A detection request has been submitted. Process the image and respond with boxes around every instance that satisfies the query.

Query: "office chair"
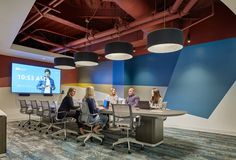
[111,104,144,154]
[76,101,104,146]
[18,100,33,129]
[29,100,42,130]
[38,101,60,134]
[51,106,78,140]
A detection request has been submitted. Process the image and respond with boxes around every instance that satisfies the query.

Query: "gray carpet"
[1,122,236,160]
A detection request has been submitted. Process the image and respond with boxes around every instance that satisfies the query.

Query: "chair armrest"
[57,111,68,119]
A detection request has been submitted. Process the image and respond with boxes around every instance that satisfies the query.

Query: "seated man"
[126,87,140,107]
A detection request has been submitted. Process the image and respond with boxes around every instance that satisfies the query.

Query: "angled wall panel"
[165,38,236,118]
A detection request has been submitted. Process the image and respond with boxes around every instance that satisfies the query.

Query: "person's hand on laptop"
[98,105,105,110]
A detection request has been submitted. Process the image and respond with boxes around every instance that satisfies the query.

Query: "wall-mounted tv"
[11,63,61,94]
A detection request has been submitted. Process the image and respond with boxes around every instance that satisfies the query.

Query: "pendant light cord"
[164,0,166,28]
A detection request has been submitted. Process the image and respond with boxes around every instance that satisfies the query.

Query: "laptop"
[103,100,110,109]
[138,101,151,109]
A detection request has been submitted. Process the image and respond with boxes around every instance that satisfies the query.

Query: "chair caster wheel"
[112,147,115,150]
[34,128,37,130]
[46,132,49,134]
[141,146,144,150]
[63,138,67,141]
[28,127,31,129]
[39,130,42,133]
[100,141,103,145]
[18,124,21,127]
[81,143,85,147]
[128,150,131,154]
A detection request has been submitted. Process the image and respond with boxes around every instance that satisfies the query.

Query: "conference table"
[101,107,186,147]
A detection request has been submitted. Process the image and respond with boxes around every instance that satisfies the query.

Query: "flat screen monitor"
[11,63,61,94]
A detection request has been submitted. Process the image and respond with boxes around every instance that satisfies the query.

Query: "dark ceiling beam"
[19,0,64,34]
[43,13,89,33]
[111,0,152,19]
[35,2,61,14]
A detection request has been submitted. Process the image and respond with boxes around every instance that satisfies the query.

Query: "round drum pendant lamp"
[54,57,75,70]
[105,41,133,60]
[74,52,98,66]
[147,28,184,53]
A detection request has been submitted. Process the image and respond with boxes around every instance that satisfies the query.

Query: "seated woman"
[58,88,85,134]
[149,88,163,109]
[106,87,119,105]
[83,86,108,134]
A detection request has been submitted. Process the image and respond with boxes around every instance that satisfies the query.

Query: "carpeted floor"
[1,122,236,160]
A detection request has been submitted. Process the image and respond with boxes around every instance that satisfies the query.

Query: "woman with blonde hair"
[83,86,108,134]
[149,88,163,109]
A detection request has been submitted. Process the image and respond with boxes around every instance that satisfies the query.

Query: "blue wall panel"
[112,61,124,85]
[91,61,113,84]
[124,52,180,86]
[165,38,236,118]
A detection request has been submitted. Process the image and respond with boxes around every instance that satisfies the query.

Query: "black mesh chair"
[18,100,33,129]
[38,101,60,134]
[51,108,79,140]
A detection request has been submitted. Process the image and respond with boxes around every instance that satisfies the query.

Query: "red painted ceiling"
[13,0,236,60]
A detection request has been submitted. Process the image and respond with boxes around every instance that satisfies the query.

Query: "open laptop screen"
[103,100,110,109]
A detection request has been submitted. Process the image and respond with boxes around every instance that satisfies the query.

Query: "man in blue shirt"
[37,69,55,94]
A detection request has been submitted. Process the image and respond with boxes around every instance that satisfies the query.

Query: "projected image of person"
[37,69,55,94]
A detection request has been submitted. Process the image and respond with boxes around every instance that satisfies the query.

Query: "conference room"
[0,0,236,159]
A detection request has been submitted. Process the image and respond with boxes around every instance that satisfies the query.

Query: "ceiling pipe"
[28,35,80,52]
[58,31,144,54]
[180,0,198,15]
[61,14,181,53]
[20,28,77,43]
[111,0,184,40]
[182,0,214,31]
[51,0,197,54]
[169,0,185,13]
[32,29,77,39]
[19,0,64,34]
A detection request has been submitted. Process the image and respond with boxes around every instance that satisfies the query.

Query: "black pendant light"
[105,41,133,60]
[147,28,184,53]
[54,57,75,70]
[74,52,98,66]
